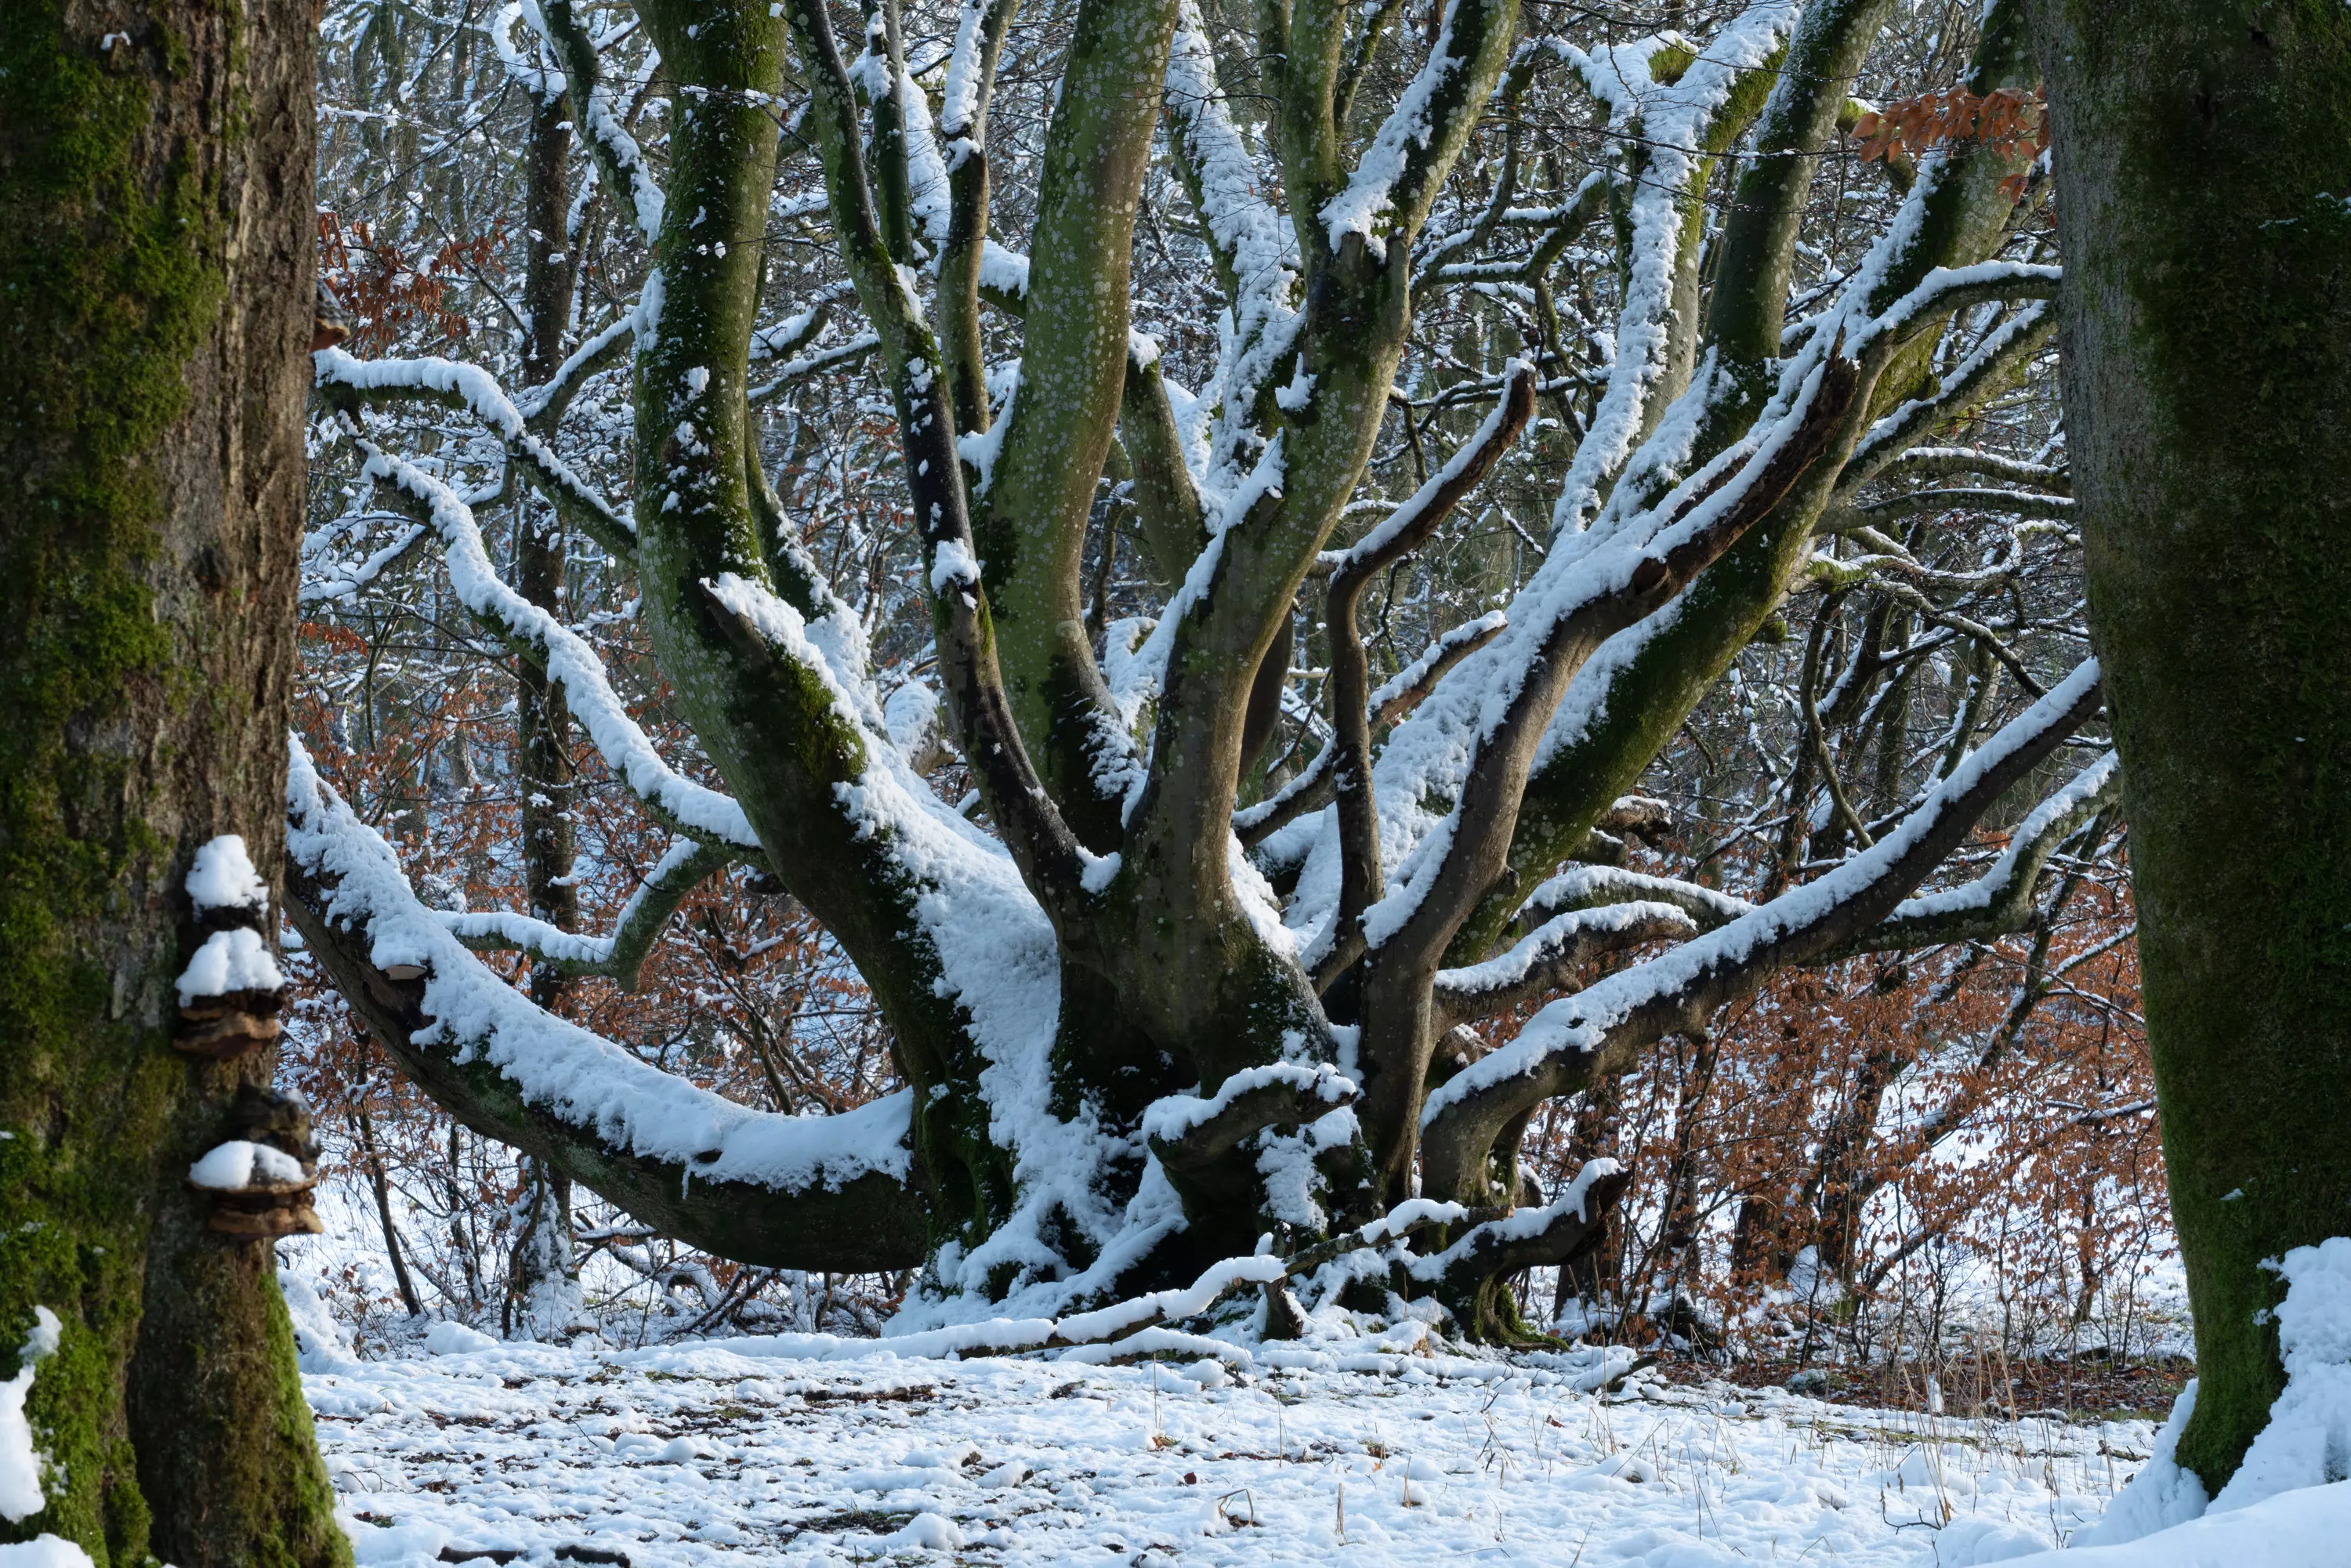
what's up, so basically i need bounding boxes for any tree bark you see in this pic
[509,80,587,1341]
[0,0,344,1563]
[2029,0,2351,1491]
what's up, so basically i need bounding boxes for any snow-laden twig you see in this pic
[441,838,739,988]
[352,439,761,848]
[317,347,636,559]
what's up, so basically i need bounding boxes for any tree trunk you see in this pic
[2029,0,2351,1490]
[0,2,343,1563]
[507,82,587,1342]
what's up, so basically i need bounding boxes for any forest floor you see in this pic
[300,1320,2163,1568]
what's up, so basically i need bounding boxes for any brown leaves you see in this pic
[319,211,505,355]
[1850,87,2050,202]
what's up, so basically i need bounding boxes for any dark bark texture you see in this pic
[0,0,346,1562]
[2029,0,2351,1490]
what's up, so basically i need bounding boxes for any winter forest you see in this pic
[5,0,2349,1563]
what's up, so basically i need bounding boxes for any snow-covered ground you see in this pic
[299,1313,2154,1568]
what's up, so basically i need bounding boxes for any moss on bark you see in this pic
[2027,0,2351,1491]
[0,2,345,1561]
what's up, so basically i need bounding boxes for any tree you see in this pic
[0,1,347,1563]
[290,0,2114,1347]
[2029,0,2351,1490]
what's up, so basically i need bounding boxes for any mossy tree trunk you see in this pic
[0,2,346,1563]
[2027,0,2351,1491]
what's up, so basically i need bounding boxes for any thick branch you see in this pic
[1433,903,1696,1028]
[1837,750,2121,954]
[1321,366,1535,976]
[284,741,928,1270]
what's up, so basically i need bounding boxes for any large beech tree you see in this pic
[2030,0,2351,1490]
[292,0,2117,1345]
[0,0,346,1563]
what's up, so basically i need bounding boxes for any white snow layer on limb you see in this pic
[353,444,761,848]
[1139,1063,1359,1145]
[1344,346,1855,956]
[1367,610,1509,715]
[1319,0,1491,261]
[0,1539,95,1568]
[1334,367,1536,570]
[187,1139,307,1190]
[1423,658,2105,1128]
[317,347,632,542]
[1521,863,1755,926]
[939,0,998,139]
[490,0,565,100]
[284,734,915,1193]
[1547,2,1802,532]
[518,0,664,244]
[439,836,716,968]
[0,1307,63,1522]
[175,928,285,1005]
[1882,749,2118,922]
[1433,900,1697,1000]
[668,585,1108,1268]
[187,834,267,915]
[1165,0,1299,503]
[1118,434,1289,820]
[1405,1157,1623,1280]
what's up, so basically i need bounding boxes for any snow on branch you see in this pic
[1419,658,2106,1190]
[1347,339,1862,965]
[315,347,636,560]
[349,437,763,849]
[1515,863,1755,932]
[1840,749,2121,954]
[530,0,665,245]
[1166,0,1299,505]
[441,838,740,989]
[1839,299,2058,490]
[1433,901,1697,1027]
[1234,610,1507,849]
[1406,1157,1631,1285]
[282,737,920,1223]
[1143,1064,1360,1199]
[490,0,565,103]
[1546,2,1802,532]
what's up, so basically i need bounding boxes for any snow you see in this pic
[176,926,286,1005]
[1984,1482,2351,1566]
[1546,2,1802,531]
[441,837,715,969]
[0,1542,92,1568]
[423,1320,502,1356]
[1319,0,1475,260]
[1423,658,2103,1128]
[188,833,268,914]
[292,1329,2178,1566]
[188,1139,307,1190]
[285,734,919,1196]
[350,443,755,847]
[1884,751,2117,923]
[0,1308,60,1522]
[1140,1064,1358,1146]
[1166,0,1299,507]
[2212,1237,2351,1512]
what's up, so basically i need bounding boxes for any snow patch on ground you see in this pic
[301,1332,2172,1566]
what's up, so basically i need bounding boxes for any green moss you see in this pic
[2033,0,2351,1490]
[0,7,234,1557]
